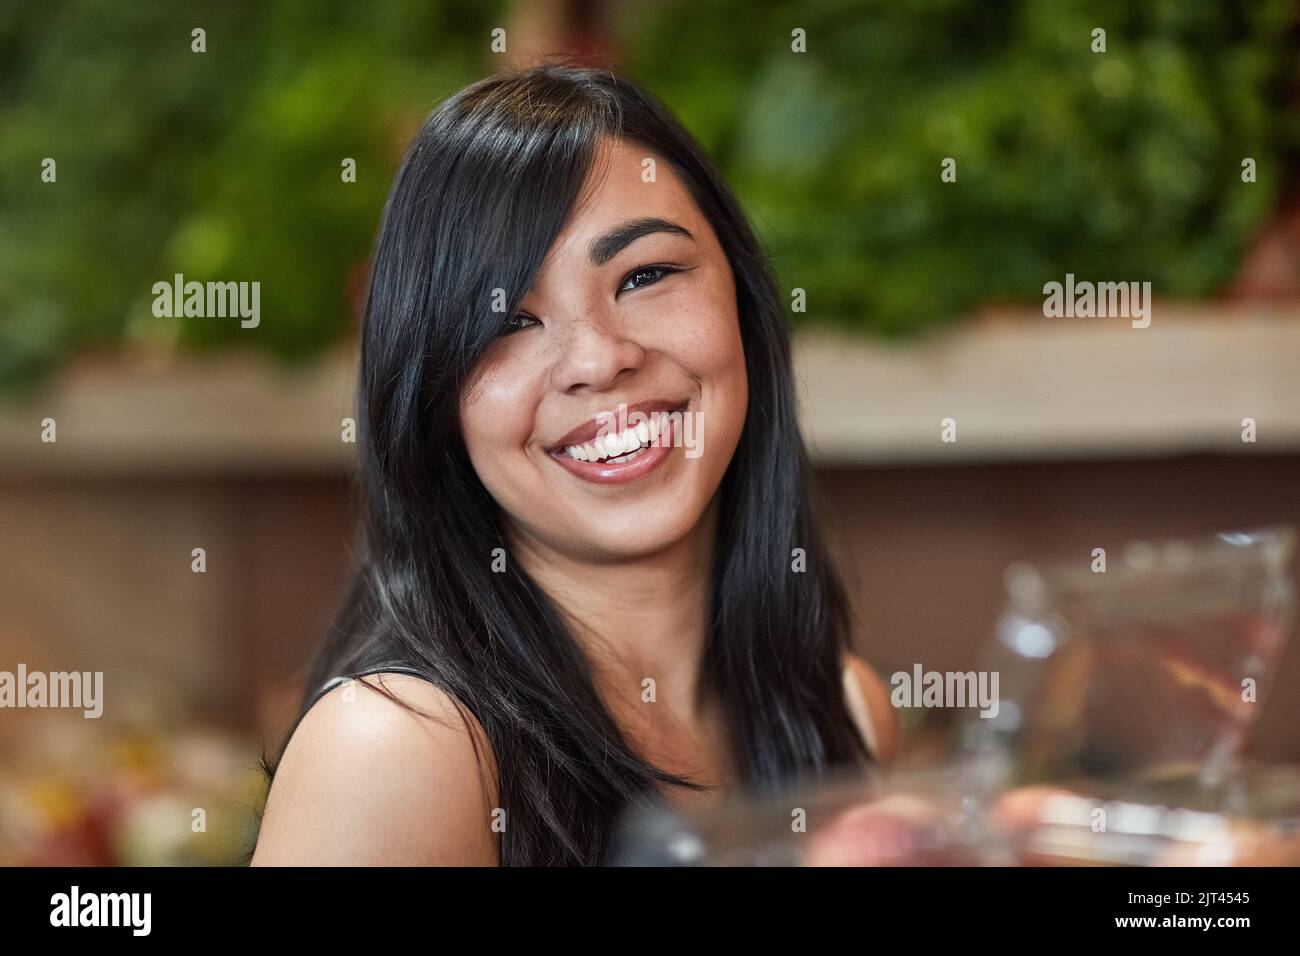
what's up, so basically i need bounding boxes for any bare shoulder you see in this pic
[252,672,499,866]
[843,650,901,764]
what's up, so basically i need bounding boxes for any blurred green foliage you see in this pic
[626,0,1298,334]
[0,0,501,390]
[1,0,1296,391]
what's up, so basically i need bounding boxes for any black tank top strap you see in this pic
[305,662,434,713]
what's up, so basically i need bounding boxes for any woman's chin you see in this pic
[563,514,703,562]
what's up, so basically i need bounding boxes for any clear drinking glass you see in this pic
[960,526,1296,788]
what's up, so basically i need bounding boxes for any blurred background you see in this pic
[1,0,1298,864]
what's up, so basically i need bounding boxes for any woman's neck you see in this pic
[507,495,720,727]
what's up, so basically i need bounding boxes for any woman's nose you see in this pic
[549,310,646,394]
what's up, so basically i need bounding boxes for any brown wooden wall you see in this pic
[2,454,1296,764]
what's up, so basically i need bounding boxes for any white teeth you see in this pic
[562,421,658,463]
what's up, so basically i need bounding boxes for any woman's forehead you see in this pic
[544,138,702,263]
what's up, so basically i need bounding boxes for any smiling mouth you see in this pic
[547,400,688,461]
[558,413,666,463]
[545,399,689,484]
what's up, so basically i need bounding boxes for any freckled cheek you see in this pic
[460,376,542,475]
[660,290,747,407]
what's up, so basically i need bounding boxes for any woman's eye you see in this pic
[500,313,538,336]
[618,265,680,294]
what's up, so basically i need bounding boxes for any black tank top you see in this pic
[301,658,879,762]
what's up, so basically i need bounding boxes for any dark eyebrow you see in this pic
[588,217,694,267]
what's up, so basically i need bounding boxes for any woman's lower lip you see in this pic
[549,415,678,485]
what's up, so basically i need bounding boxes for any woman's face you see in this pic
[459,137,748,562]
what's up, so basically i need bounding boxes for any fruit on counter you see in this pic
[987,782,1300,866]
[804,794,975,866]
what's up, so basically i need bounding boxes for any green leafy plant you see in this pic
[0,0,500,391]
[624,0,1298,334]
[1,0,1295,392]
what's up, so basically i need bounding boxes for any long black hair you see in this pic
[261,63,869,865]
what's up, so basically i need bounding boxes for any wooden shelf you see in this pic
[797,303,1300,465]
[1,304,1298,477]
[0,347,357,478]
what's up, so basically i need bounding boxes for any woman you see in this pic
[252,64,897,867]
